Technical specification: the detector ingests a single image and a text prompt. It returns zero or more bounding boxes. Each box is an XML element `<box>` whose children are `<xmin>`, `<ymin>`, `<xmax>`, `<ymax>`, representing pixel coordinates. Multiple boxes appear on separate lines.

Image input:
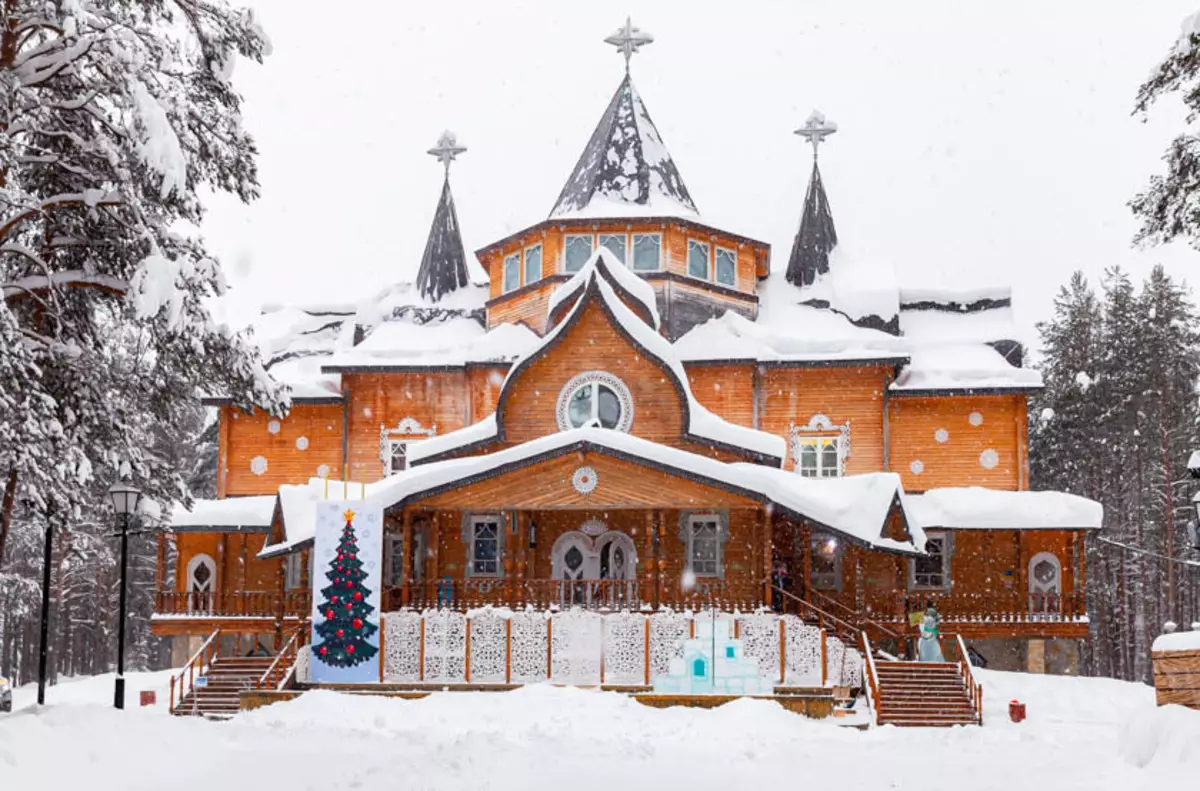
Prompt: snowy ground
<box><xmin>2</xmin><ymin>669</ymin><xmax>1197</xmax><ymax>790</ymax></box>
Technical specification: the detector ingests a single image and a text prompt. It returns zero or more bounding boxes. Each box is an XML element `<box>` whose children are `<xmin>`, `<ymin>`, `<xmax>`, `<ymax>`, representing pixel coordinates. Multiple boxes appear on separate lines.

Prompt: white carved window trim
<box><xmin>790</xmin><ymin>414</ymin><xmax>851</xmax><ymax>477</ymax></box>
<box><xmin>524</xmin><ymin>242</ymin><xmax>543</xmax><ymax>284</ymax></box>
<box><xmin>555</xmin><ymin>371</ymin><xmax>635</xmax><ymax>433</ymax></box>
<box><xmin>186</xmin><ymin>553</ymin><xmax>216</xmax><ymax>593</ymax></box>
<box><xmin>563</xmin><ymin>233</ymin><xmax>594</xmax><ymax>272</ymax></box>
<box><xmin>1028</xmin><ymin>551</ymin><xmax>1062</xmax><ymax>612</ymax></box>
<box><xmin>910</xmin><ymin>531</ymin><xmax>953</xmax><ymax>590</ymax></box>
<box><xmin>678</xmin><ymin>511</ymin><xmax>729</xmax><ymax>579</ymax></box>
<box><xmin>463</xmin><ymin>513</ymin><xmax>505</xmax><ymax>578</ymax></box>
<box><xmin>687</xmin><ymin>238</ymin><xmax>711</xmax><ymax>280</ymax></box>
<box><xmin>503</xmin><ymin>252</ymin><xmax>520</xmax><ymax>292</ymax></box>
<box><xmin>379</xmin><ymin>418</ymin><xmax>437</xmax><ymax>477</ymax></box>
<box><xmin>631</xmin><ymin>232</ymin><xmax>661</xmax><ymax>272</ymax></box>
<box><xmin>715</xmin><ymin>246</ymin><xmax>737</xmax><ymax>287</ymax></box>
<box><xmin>597</xmin><ymin>233</ymin><xmax>629</xmax><ymax>266</ymax></box>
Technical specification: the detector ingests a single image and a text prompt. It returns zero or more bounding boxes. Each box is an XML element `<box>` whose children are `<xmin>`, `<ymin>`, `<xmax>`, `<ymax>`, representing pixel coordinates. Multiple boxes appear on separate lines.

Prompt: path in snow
<box><xmin>1</xmin><ymin>668</ymin><xmax>1197</xmax><ymax>790</ymax></box>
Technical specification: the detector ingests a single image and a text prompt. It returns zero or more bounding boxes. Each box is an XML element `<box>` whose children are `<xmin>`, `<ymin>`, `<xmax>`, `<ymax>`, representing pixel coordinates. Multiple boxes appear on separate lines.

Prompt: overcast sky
<box><xmin>202</xmin><ymin>1</ymin><xmax>1200</xmax><ymax>348</ymax></box>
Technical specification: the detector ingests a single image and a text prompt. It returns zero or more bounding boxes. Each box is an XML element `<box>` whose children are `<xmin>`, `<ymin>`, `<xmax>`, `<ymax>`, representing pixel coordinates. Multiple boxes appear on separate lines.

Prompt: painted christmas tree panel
<box><xmin>310</xmin><ymin>502</ymin><xmax>383</xmax><ymax>683</ymax></box>
<box><xmin>890</xmin><ymin>395</ymin><xmax>1025</xmax><ymax>491</ymax></box>
<box><xmin>221</xmin><ymin>404</ymin><xmax>344</xmax><ymax>496</ymax></box>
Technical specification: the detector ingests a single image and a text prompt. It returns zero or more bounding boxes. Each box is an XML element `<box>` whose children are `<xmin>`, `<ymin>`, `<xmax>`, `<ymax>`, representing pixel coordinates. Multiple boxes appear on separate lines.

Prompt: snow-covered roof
<box><xmin>1152</xmin><ymin>629</ymin><xmax>1200</xmax><ymax>652</ymax></box>
<box><xmin>906</xmin><ymin>487</ymin><xmax>1102</xmax><ymax>530</ymax></box>
<box><xmin>891</xmin><ymin>344</ymin><xmax>1042</xmax><ymax>393</ymax></box>
<box><xmin>549</xmin><ymin>74</ymin><xmax>699</xmax><ymax>222</ymax></box>
<box><xmin>169</xmin><ymin>495</ymin><xmax>277</xmax><ymax>531</ymax></box>
<box><xmin>322</xmin><ymin>318</ymin><xmax>537</xmax><ymax>372</ymax></box>
<box><xmin>547</xmin><ymin>247</ymin><xmax>661</xmax><ymax>329</ymax></box>
<box><xmin>409</xmin><ymin>250</ymin><xmax>787</xmax><ymax>465</ymax></box>
<box><xmin>260</xmin><ymin>427</ymin><xmax>922</xmax><ymax>558</ymax></box>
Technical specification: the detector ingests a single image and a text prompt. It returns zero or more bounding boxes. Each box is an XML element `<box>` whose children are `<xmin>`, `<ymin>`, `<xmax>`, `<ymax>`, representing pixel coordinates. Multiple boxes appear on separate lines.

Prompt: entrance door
<box><xmin>551</xmin><ymin>531</ymin><xmax>596</xmax><ymax>607</ymax></box>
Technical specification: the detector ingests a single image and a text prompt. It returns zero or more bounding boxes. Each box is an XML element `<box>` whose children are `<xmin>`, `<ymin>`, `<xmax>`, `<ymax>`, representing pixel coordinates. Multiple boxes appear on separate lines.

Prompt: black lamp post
<box><xmin>108</xmin><ymin>481</ymin><xmax>142</xmax><ymax>710</ymax></box>
<box><xmin>1189</xmin><ymin>453</ymin><xmax>1200</xmax><ymax>552</ymax></box>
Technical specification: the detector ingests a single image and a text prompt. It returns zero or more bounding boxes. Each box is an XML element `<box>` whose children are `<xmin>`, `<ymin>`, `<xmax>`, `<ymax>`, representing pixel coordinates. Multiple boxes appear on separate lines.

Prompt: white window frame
<box><xmin>385</xmin><ymin>534</ymin><xmax>405</xmax><ymax>587</ymax></box>
<box><xmin>502</xmin><ymin>252</ymin><xmax>520</xmax><ymax>293</ymax></box>
<box><xmin>379</xmin><ymin>418</ymin><xmax>436</xmax><ymax>477</ymax></box>
<box><xmin>683</xmin><ymin>513</ymin><xmax>725</xmax><ymax>579</ymax></box>
<box><xmin>715</xmin><ymin>246</ymin><xmax>737</xmax><ymax>287</ymax></box>
<box><xmin>466</xmin><ymin>514</ymin><xmax>504</xmax><ymax>578</ymax></box>
<box><xmin>910</xmin><ymin>531</ymin><xmax>952</xmax><ymax>590</ymax></box>
<box><xmin>687</xmin><ymin>239</ymin><xmax>711</xmax><ymax>280</ymax></box>
<box><xmin>808</xmin><ymin>533</ymin><xmax>843</xmax><ymax>592</ymax></box>
<box><xmin>790</xmin><ymin>414</ymin><xmax>851</xmax><ymax>477</ymax></box>
<box><xmin>563</xmin><ymin>233</ymin><xmax>594</xmax><ymax>273</ymax></box>
<box><xmin>597</xmin><ymin>232</ymin><xmax>629</xmax><ymax>266</ymax></box>
<box><xmin>285</xmin><ymin>552</ymin><xmax>303</xmax><ymax>589</ymax></box>
<box><xmin>555</xmin><ymin>370</ymin><xmax>635</xmax><ymax>432</ymax></box>
<box><xmin>524</xmin><ymin>242</ymin><xmax>543</xmax><ymax>284</ymax></box>
<box><xmin>1028</xmin><ymin>551</ymin><xmax>1062</xmax><ymax>613</ymax></box>
<box><xmin>795</xmin><ymin>437</ymin><xmax>842</xmax><ymax>478</ymax></box>
<box><xmin>186</xmin><ymin>553</ymin><xmax>216</xmax><ymax>593</ymax></box>
<box><xmin>385</xmin><ymin>439</ymin><xmax>408</xmax><ymax>476</ymax></box>
<box><xmin>631</xmin><ymin>232</ymin><xmax>662</xmax><ymax>272</ymax></box>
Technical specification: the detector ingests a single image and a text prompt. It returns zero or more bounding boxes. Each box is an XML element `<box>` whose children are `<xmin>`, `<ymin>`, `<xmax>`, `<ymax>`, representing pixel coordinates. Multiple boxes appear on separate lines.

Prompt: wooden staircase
<box><xmin>872</xmin><ymin>660</ymin><xmax>981</xmax><ymax>726</ymax></box>
<box><xmin>173</xmin><ymin>656</ymin><xmax>275</xmax><ymax>718</ymax></box>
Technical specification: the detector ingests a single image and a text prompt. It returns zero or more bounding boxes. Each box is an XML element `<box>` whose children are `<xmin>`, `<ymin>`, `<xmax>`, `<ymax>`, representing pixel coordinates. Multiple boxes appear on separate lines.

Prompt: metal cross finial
<box><xmin>794</xmin><ymin>110</ymin><xmax>838</xmax><ymax>161</ymax></box>
<box><xmin>427</xmin><ymin>130</ymin><xmax>467</xmax><ymax>178</ymax></box>
<box><xmin>604</xmin><ymin>16</ymin><xmax>654</xmax><ymax>73</ymax></box>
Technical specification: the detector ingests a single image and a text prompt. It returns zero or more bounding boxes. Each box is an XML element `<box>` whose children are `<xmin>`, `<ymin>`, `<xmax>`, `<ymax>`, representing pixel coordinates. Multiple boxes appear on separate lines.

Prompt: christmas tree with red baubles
<box><xmin>313</xmin><ymin>509</ymin><xmax>378</xmax><ymax>667</ymax></box>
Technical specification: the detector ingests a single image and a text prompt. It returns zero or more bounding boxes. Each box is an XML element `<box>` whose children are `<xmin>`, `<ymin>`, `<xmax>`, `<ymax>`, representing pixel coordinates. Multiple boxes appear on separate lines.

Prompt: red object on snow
<box><xmin>1009</xmin><ymin>700</ymin><xmax>1026</xmax><ymax>723</ymax></box>
<box><xmin>139</xmin><ymin>690</ymin><xmax>156</xmax><ymax>707</ymax></box>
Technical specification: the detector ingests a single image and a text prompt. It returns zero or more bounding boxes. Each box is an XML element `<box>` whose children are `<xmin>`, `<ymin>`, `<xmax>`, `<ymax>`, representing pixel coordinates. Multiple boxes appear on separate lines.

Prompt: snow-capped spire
<box><xmin>417</xmin><ymin>132</ymin><xmax>470</xmax><ymax>303</ymax></box>
<box><xmin>549</xmin><ymin>21</ymin><xmax>697</xmax><ymax>220</ymax></box>
<box><xmin>786</xmin><ymin>111</ymin><xmax>839</xmax><ymax>287</ymax></box>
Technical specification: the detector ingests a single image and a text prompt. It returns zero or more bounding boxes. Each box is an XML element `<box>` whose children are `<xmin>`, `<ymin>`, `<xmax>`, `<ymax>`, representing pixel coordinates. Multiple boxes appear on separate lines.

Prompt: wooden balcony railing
<box><xmin>382</xmin><ymin>577</ymin><xmax>759</xmax><ymax>613</ymax></box>
<box><xmin>156</xmin><ymin>590</ymin><xmax>311</xmax><ymax>619</ymax></box>
<box><xmin>871</xmin><ymin>591</ymin><xmax>1087</xmax><ymax>624</ymax></box>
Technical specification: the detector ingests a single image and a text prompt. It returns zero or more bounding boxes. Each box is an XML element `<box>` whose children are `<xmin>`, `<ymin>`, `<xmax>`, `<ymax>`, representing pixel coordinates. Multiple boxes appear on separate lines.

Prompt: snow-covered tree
<box><xmin>0</xmin><ymin>1</ymin><xmax>288</xmax><ymax>560</ymax></box>
<box><xmin>1131</xmin><ymin>11</ymin><xmax>1200</xmax><ymax>248</ymax></box>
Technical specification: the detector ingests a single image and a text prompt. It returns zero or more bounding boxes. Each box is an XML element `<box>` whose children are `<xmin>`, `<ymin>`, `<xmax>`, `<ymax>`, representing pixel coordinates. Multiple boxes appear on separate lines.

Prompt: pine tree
<box><xmin>313</xmin><ymin>511</ymin><xmax>379</xmax><ymax>668</ymax></box>
<box><xmin>1131</xmin><ymin>13</ymin><xmax>1200</xmax><ymax>249</ymax></box>
<box><xmin>0</xmin><ymin>1</ymin><xmax>288</xmax><ymax>559</ymax></box>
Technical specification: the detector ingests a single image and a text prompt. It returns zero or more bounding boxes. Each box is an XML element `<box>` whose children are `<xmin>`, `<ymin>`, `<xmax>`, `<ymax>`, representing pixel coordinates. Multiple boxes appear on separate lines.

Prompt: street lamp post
<box><xmin>108</xmin><ymin>481</ymin><xmax>142</xmax><ymax>710</ymax></box>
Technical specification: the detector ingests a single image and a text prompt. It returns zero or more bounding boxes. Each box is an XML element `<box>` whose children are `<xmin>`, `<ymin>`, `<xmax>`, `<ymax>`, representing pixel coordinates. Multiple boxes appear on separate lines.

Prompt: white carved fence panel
<box><xmin>603</xmin><ymin>612</ymin><xmax>647</xmax><ymax>685</ymax></box>
<box><xmin>737</xmin><ymin>613</ymin><xmax>781</xmax><ymax>683</ymax></box>
<box><xmin>468</xmin><ymin>609</ymin><xmax>509</xmax><ymax>683</ymax></box>
<box><xmin>843</xmin><ymin>646</ymin><xmax>864</xmax><ymax>688</ymax></box>
<box><xmin>509</xmin><ymin>610</ymin><xmax>549</xmax><ymax>683</ymax></box>
<box><xmin>648</xmin><ymin>611</ymin><xmax>691</xmax><ymax>679</ymax></box>
<box><xmin>825</xmin><ymin>633</ymin><xmax>846</xmax><ymax>686</ymax></box>
<box><xmin>550</xmin><ymin>610</ymin><xmax>603</xmax><ymax>685</ymax></box>
<box><xmin>423</xmin><ymin>609</ymin><xmax>467</xmax><ymax>683</ymax></box>
<box><xmin>782</xmin><ymin>616</ymin><xmax>823</xmax><ymax>686</ymax></box>
<box><xmin>383</xmin><ymin>610</ymin><xmax>422</xmax><ymax>682</ymax></box>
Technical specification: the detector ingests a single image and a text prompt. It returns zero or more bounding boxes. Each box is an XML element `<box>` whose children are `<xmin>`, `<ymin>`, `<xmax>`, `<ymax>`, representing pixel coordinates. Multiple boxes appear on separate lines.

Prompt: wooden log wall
<box><xmin>888</xmin><ymin>395</ymin><xmax>1026</xmax><ymax>491</ymax></box>
<box><xmin>1153</xmin><ymin>648</ymin><xmax>1200</xmax><ymax>709</ymax></box>
<box><xmin>220</xmin><ymin>405</ymin><xmax>344</xmax><ymax>496</ymax></box>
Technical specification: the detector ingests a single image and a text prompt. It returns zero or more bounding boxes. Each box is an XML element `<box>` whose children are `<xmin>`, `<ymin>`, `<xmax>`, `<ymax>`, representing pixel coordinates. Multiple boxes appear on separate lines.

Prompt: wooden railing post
<box><xmin>644</xmin><ymin>616</ymin><xmax>651</xmax><ymax>686</ymax></box>
<box><xmin>505</xmin><ymin>618</ymin><xmax>512</xmax><ymax>685</ymax></box>
<box><xmin>465</xmin><ymin>617</ymin><xmax>472</xmax><ymax>684</ymax></box>
<box><xmin>820</xmin><ymin>628</ymin><xmax>827</xmax><ymax>686</ymax></box>
<box><xmin>779</xmin><ymin>617</ymin><xmax>786</xmax><ymax>684</ymax></box>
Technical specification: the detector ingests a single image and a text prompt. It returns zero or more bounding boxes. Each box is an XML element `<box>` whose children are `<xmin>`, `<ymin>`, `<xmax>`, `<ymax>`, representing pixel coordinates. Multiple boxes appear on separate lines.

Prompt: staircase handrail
<box><xmin>955</xmin><ymin>632</ymin><xmax>983</xmax><ymax>724</ymax></box>
<box><xmin>257</xmin><ymin>620</ymin><xmax>310</xmax><ymax>691</ymax></box>
<box><xmin>808</xmin><ymin>588</ymin><xmax>902</xmax><ymax>641</ymax></box>
<box><xmin>169</xmin><ymin>627</ymin><xmax>220</xmax><ymax>714</ymax></box>
<box><xmin>769</xmin><ymin>583</ymin><xmax>858</xmax><ymax>642</ymax></box>
<box><xmin>860</xmin><ymin>631</ymin><xmax>880</xmax><ymax>726</ymax></box>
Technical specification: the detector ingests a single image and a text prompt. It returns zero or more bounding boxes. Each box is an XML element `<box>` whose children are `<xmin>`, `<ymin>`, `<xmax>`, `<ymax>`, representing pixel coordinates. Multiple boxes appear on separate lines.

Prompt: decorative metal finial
<box><xmin>427</xmin><ymin>130</ymin><xmax>467</xmax><ymax>178</ymax></box>
<box><xmin>794</xmin><ymin>110</ymin><xmax>838</xmax><ymax>161</ymax></box>
<box><xmin>604</xmin><ymin>16</ymin><xmax>654</xmax><ymax>73</ymax></box>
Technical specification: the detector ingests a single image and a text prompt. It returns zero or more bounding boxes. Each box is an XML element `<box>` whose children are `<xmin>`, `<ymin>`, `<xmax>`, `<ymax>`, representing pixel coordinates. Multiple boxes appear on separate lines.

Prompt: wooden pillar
<box><xmin>505</xmin><ymin>511</ymin><xmax>518</xmax><ymax>606</ymax></box>
<box><xmin>274</xmin><ymin>551</ymin><xmax>286</xmax><ymax>651</ymax></box>
<box><xmin>654</xmin><ymin>510</ymin><xmax>665</xmax><ymax>609</ymax></box>
<box><xmin>216</xmin><ymin>534</ymin><xmax>226</xmax><ymax>612</ymax></box>
<box><xmin>426</xmin><ymin>512</ymin><xmax>441</xmax><ymax>585</ymax></box>
<box><xmin>760</xmin><ymin>509</ymin><xmax>771</xmax><ymax>607</ymax></box>
<box><xmin>643</xmin><ymin>511</ymin><xmax>655</xmax><ymax>609</ymax></box>
<box><xmin>801</xmin><ymin>522</ymin><xmax>812</xmax><ymax>604</ymax></box>
<box><xmin>155</xmin><ymin>531</ymin><xmax>166</xmax><ymax>595</ymax></box>
<box><xmin>401</xmin><ymin>510</ymin><xmax>413</xmax><ymax>606</ymax></box>
<box><xmin>516</xmin><ymin>512</ymin><xmax>528</xmax><ymax>606</ymax></box>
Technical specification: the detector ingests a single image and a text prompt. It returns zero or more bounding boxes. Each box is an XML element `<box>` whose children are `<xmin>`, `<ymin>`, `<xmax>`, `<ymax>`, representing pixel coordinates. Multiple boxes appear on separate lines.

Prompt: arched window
<box><xmin>555</xmin><ymin>372</ymin><xmax>634</xmax><ymax>432</ymax></box>
<box><xmin>1028</xmin><ymin>552</ymin><xmax>1062</xmax><ymax>615</ymax></box>
<box><xmin>185</xmin><ymin>554</ymin><xmax>216</xmax><ymax>613</ymax></box>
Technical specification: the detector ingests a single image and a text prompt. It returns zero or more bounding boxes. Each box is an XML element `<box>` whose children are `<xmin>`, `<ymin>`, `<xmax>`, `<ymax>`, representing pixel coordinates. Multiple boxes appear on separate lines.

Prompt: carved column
<box><xmin>760</xmin><ymin>509</ymin><xmax>771</xmax><ymax>608</ymax></box>
<box><xmin>426</xmin><ymin>512</ymin><xmax>440</xmax><ymax>588</ymax></box>
<box><xmin>801</xmin><ymin>521</ymin><xmax>812</xmax><ymax>605</ymax></box>
<box><xmin>655</xmin><ymin>510</ymin><xmax>665</xmax><ymax>609</ymax></box>
<box><xmin>643</xmin><ymin>511</ymin><xmax>655</xmax><ymax>609</ymax></box>
<box><xmin>505</xmin><ymin>511</ymin><xmax>518</xmax><ymax>606</ymax></box>
<box><xmin>215</xmin><ymin>534</ymin><xmax>226</xmax><ymax>613</ymax></box>
<box><xmin>401</xmin><ymin>510</ymin><xmax>413</xmax><ymax>606</ymax></box>
<box><xmin>516</xmin><ymin>512</ymin><xmax>528</xmax><ymax>606</ymax></box>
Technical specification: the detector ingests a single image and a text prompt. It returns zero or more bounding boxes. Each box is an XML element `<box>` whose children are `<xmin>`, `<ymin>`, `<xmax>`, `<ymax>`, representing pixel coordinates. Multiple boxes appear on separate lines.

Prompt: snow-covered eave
<box><xmin>889</xmin><ymin>384</ymin><xmax>1042</xmax><ymax>397</ymax></box>
<box><xmin>474</xmin><ymin>215</ymin><xmax>769</xmax><ymax>261</ymax></box>
<box><xmin>200</xmin><ymin>394</ymin><xmax>345</xmax><ymax>406</ymax></box>
<box><xmin>682</xmin><ymin>353</ymin><xmax>911</xmax><ymax>368</ymax></box>
<box><xmin>906</xmin><ymin>487</ymin><xmax>1104</xmax><ymax>531</ymax></box>
<box><xmin>169</xmin><ymin>495</ymin><xmax>278</xmax><ymax>533</ymax></box>
<box><xmin>319</xmin><ymin>360</ymin><xmax>518</xmax><ymax>374</ymax></box>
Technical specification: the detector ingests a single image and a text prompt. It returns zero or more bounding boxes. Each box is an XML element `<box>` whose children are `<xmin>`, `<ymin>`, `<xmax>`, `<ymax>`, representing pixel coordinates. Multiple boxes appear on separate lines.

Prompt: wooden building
<box><xmin>154</xmin><ymin>24</ymin><xmax>1102</xmax><ymax>689</ymax></box>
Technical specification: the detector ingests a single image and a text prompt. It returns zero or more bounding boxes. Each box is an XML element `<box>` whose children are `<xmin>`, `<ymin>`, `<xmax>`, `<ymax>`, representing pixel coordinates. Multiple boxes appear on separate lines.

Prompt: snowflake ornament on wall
<box><xmin>934</xmin><ymin>429</ymin><xmax>949</xmax><ymax>444</ymax></box>
<box><xmin>250</xmin><ymin>456</ymin><xmax>268</xmax><ymax>476</ymax></box>
<box><xmin>909</xmin><ymin>460</ymin><xmax>924</xmax><ymax>475</ymax></box>
<box><xmin>979</xmin><ymin>449</ymin><xmax>1000</xmax><ymax>469</ymax></box>
<box><xmin>267</xmin><ymin>419</ymin><xmax>281</xmax><ymax>435</ymax></box>
<box><xmin>317</xmin><ymin>464</ymin><xmax>331</xmax><ymax>478</ymax></box>
<box><xmin>968</xmin><ymin>412</ymin><xmax>984</xmax><ymax>427</ymax></box>
<box><xmin>296</xmin><ymin>436</ymin><xmax>309</xmax><ymax>451</ymax></box>
<box><xmin>572</xmin><ymin>466</ymin><xmax>599</xmax><ymax>495</ymax></box>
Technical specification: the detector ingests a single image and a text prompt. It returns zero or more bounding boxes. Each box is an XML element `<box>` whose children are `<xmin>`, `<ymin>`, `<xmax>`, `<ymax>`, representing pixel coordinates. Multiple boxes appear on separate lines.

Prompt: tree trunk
<box><xmin>0</xmin><ymin>468</ymin><xmax>16</xmax><ymax>569</ymax></box>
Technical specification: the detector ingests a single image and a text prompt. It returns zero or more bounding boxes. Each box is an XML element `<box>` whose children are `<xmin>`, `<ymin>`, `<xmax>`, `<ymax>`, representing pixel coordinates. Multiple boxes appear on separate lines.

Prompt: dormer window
<box><xmin>687</xmin><ymin>239</ymin><xmax>710</xmax><ymax>279</ymax></box>
<box><xmin>632</xmin><ymin>233</ymin><xmax>661</xmax><ymax>271</ymax></box>
<box><xmin>564</xmin><ymin>234</ymin><xmax>593</xmax><ymax>272</ymax></box>
<box><xmin>715</xmin><ymin>247</ymin><xmax>737</xmax><ymax>287</ymax></box>
<box><xmin>503</xmin><ymin>252</ymin><xmax>520</xmax><ymax>292</ymax></box>
<box><xmin>555</xmin><ymin>371</ymin><xmax>635</xmax><ymax>432</ymax></box>
<box><xmin>524</xmin><ymin>243</ymin><xmax>543</xmax><ymax>283</ymax></box>
<box><xmin>598</xmin><ymin>233</ymin><xmax>627</xmax><ymax>265</ymax></box>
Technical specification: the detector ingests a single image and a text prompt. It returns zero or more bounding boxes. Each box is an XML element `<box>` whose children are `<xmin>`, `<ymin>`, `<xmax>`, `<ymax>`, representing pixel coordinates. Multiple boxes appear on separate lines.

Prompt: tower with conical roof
<box><xmin>416</xmin><ymin>131</ymin><xmax>471</xmax><ymax>303</ymax></box>
<box><xmin>474</xmin><ymin>17</ymin><xmax>770</xmax><ymax>340</ymax></box>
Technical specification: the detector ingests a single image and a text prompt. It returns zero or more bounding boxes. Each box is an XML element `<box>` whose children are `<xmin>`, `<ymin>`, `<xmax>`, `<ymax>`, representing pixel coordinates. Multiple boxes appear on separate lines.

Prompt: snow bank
<box><xmin>1152</xmin><ymin>630</ymin><xmax>1200</xmax><ymax>652</ymax></box>
<box><xmin>169</xmin><ymin>495</ymin><xmax>276</xmax><ymax>529</ymax></box>
<box><xmin>906</xmin><ymin>488</ymin><xmax>1102</xmax><ymax>531</ymax></box>
<box><xmin>1119</xmin><ymin>704</ymin><xmax>1200</xmax><ymax>770</ymax></box>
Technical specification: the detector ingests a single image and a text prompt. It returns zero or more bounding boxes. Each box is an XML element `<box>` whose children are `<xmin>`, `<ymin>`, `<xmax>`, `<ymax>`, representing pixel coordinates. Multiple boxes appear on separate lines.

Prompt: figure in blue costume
<box><xmin>916</xmin><ymin>607</ymin><xmax>945</xmax><ymax>662</ymax></box>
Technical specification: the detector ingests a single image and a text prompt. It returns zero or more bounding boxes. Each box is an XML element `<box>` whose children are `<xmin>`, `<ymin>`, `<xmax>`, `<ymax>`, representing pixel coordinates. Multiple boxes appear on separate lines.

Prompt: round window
<box><xmin>556</xmin><ymin>372</ymin><xmax>634</xmax><ymax>432</ymax></box>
